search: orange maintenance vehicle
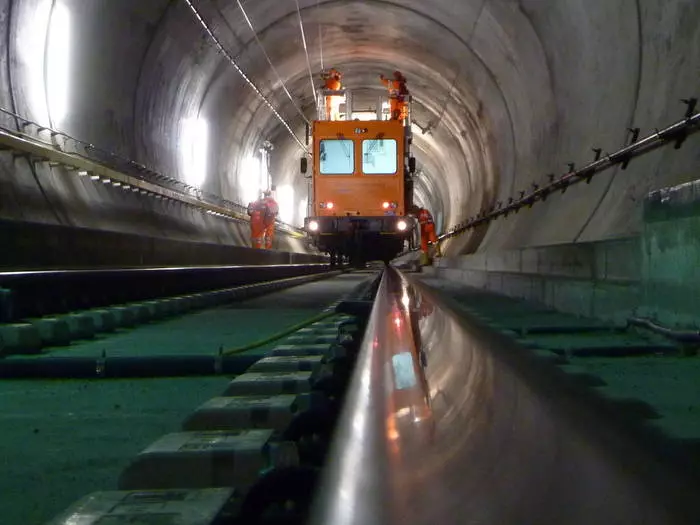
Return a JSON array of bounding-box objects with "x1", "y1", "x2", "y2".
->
[{"x1": 303, "y1": 68, "x2": 417, "y2": 267}]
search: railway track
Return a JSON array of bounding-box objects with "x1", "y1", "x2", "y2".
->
[
  {"x1": 3, "y1": 266, "x2": 700, "y2": 524},
  {"x1": 0, "y1": 264, "x2": 331, "y2": 356},
  {"x1": 310, "y1": 269, "x2": 700, "y2": 525},
  {"x1": 1, "y1": 270, "x2": 378, "y2": 525}
]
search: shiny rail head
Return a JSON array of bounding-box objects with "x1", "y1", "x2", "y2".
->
[{"x1": 310, "y1": 267, "x2": 700, "y2": 525}]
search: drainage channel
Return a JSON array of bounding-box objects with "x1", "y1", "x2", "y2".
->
[{"x1": 40, "y1": 270, "x2": 382, "y2": 525}]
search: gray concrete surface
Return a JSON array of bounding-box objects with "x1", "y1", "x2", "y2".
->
[{"x1": 429, "y1": 178, "x2": 700, "y2": 328}]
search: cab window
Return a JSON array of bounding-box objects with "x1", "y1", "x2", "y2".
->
[
  {"x1": 319, "y1": 139, "x2": 354, "y2": 174},
  {"x1": 362, "y1": 139, "x2": 397, "y2": 175}
]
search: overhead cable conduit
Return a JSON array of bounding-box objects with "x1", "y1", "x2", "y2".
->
[{"x1": 182, "y1": 0, "x2": 309, "y2": 153}]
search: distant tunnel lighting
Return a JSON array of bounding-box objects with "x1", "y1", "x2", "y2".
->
[
  {"x1": 298, "y1": 198, "x2": 308, "y2": 226},
  {"x1": 276, "y1": 185, "x2": 295, "y2": 224},
  {"x1": 19, "y1": 0, "x2": 52, "y2": 124},
  {"x1": 351, "y1": 111, "x2": 377, "y2": 121},
  {"x1": 46, "y1": 3, "x2": 70, "y2": 125},
  {"x1": 240, "y1": 155, "x2": 261, "y2": 204},
  {"x1": 180, "y1": 117, "x2": 208, "y2": 187}
]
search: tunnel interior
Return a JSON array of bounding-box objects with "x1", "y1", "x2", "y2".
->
[
  {"x1": 1, "y1": 2, "x2": 700, "y2": 524},
  {"x1": 0, "y1": 2, "x2": 699, "y2": 298}
]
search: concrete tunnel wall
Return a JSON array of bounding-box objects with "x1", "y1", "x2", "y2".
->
[
  {"x1": 0, "y1": 0, "x2": 698, "y2": 277},
  {"x1": 0, "y1": 0, "x2": 311, "y2": 267}
]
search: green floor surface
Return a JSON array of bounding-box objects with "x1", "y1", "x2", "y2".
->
[
  {"x1": 0, "y1": 377, "x2": 230, "y2": 525},
  {"x1": 570, "y1": 356, "x2": 700, "y2": 440}
]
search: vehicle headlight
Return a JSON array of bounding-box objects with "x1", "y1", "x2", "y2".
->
[
  {"x1": 308, "y1": 220, "x2": 319, "y2": 232},
  {"x1": 397, "y1": 220, "x2": 408, "y2": 231}
]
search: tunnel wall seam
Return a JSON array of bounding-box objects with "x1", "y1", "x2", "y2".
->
[
  {"x1": 571, "y1": 0, "x2": 644, "y2": 243},
  {"x1": 130, "y1": 0, "x2": 177, "y2": 162}
]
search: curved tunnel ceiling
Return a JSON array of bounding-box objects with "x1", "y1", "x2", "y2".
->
[{"x1": 3, "y1": 0, "x2": 699, "y2": 255}]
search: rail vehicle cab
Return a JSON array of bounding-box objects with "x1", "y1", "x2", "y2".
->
[{"x1": 303, "y1": 80, "x2": 417, "y2": 267}]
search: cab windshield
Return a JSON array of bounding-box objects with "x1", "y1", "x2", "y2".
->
[
  {"x1": 319, "y1": 139, "x2": 354, "y2": 174},
  {"x1": 362, "y1": 139, "x2": 397, "y2": 175}
]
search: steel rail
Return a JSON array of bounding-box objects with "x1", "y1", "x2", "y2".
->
[
  {"x1": 440, "y1": 108, "x2": 700, "y2": 241},
  {"x1": 0, "y1": 263, "x2": 326, "y2": 279},
  {"x1": 310, "y1": 266, "x2": 700, "y2": 525},
  {"x1": 235, "y1": 0, "x2": 311, "y2": 126},
  {"x1": 182, "y1": 0, "x2": 308, "y2": 153}
]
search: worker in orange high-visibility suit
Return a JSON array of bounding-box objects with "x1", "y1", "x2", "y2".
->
[
  {"x1": 247, "y1": 197, "x2": 266, "y2": 249},
  {"x1": 261, "y1": 190, "x2": 279, "y2": 249},
  {"x1": 380, "y1": 71, "x2": 409, "y2": 121},
  {"x1": 321, "y1": 68, "x2": 343, "y2": 120},
  {"x1": 413, "y1": 205, "x2": 439, "y2": 265}
]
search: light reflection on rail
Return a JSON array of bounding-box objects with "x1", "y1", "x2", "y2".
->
[{"x1": 311, "y1": 267, "x2": 700, "y2": 525}]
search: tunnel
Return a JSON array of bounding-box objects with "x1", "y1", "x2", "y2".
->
[
  {"x1": 0, "y1": 0, "x2": 698, "y2": 253},
  {"x1": 2, "y1": 0, "x2": 699, "y2": 326},
  {"x1": 1, "y1": 1, "x2": 700, "y2": 524}
]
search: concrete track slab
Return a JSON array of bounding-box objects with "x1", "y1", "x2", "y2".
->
[
  {"x1": 13, "y1": 273, "x2": 367, "y2": 359},
  {"x1": 0, "y1": 272, "x2": 369, "y2": 525}
]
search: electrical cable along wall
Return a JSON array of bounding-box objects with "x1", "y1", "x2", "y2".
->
[{"x1": 440, "y1": 100, "x2": 700, "y2": 242}]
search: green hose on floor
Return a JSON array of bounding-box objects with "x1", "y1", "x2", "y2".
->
[{"x1": 222, "y1": 310, "x2": 338, "y2": 356}]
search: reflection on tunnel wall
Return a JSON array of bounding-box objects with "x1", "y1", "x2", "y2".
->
[
  {"x1": 180, "y1": 117, "x2": 208, "y2": 187},
  {"x1": 15, "y1": 0, "x2": 70, "y2": 128}
]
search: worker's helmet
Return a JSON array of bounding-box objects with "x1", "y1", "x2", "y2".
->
[{"x1": 263, "y1": 190, "x2": 272, "y2": 197}]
